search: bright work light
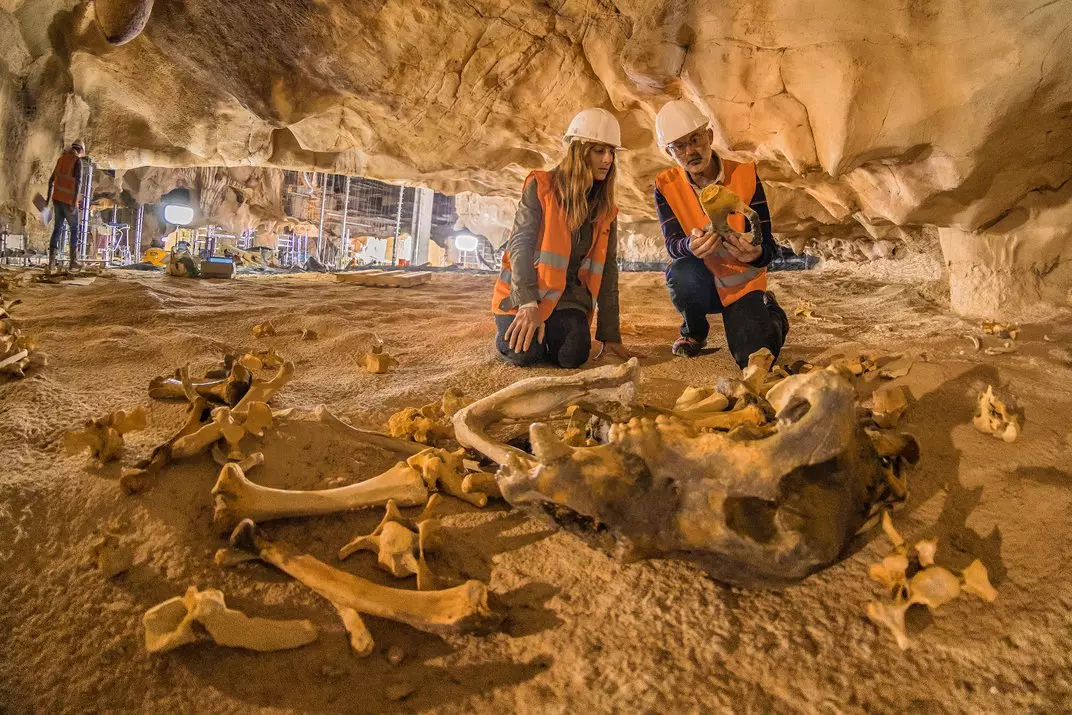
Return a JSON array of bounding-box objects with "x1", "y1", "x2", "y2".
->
[
  {"x1": 163, "y1": 204, "x2": 195, "y2": 226},
  {"x1": 454, "y1": 234, "x2": 478, "y2": 252}
]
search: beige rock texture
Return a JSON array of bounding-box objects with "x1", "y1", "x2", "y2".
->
[{"x1": 0, "y1": 0, "x2": 1070, "y2": 316}]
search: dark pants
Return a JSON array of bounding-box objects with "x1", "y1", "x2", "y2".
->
[
  {"x1": 495, "y1": 308, "x2": 591, "y2": 368},
  {"x1": 666, "y1": 255, "x2": 790, "y2": 368},
  {"x1": 49, "y1": 201, "x2": 79, "y2": 259}
]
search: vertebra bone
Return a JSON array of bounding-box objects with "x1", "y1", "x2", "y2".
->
[
  {"x1": 148, "y1": 361, "x2": 251, "y2": 406},
  {"x1": 65, "y1": 405, "x2": 149, "y2": 467},
  {"x1": 224, "y1": 519, "x2": 496, "y2": 635}
]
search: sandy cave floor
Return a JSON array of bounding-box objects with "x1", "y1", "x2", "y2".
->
[{"x1": 1, "y1": 267, "x2": 1071, "y2": 714}]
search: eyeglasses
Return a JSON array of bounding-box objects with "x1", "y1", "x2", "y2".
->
[{"x1": 666, "y1": 131, "x2": 707, "y2": 156}]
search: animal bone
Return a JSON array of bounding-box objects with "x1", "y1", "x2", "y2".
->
[
  {"x1": 148, "y1": 361, "x2": 252, "y2": 406},
  {"x1": 65, "y1": 405, "x2": 150, "y2": 466},
  {"x1": 120, "y1": 380, "x2": 209, "y2": 493},
  {"x1": 315, "y1": 404, "x2": 425, "y2": 455},
  {"x1": 338, "y1": 499, "x2": 440, "y2": 589},
  {"x1": 91, "y1": 532, "x2": 134, "y2": 578},
  {"x1": 982, "y1": 321, "x2": 1019, "y2": 340},
  {"x1": 866, "y1": 514, "x2": 997, "y2": 649},
  {"x1": 300, "y1": 328, "x2": 318, "y2": 341},
  {"x1": 407, "y1": 447, "x2": 492, "y2": 507},
  {"x1": 364, "y1": 336, "x2": 397, "y2": 373},
  {"x1": 335, "y1": 604, "x2": 375, "y2": 656},
  {"x1": 387, "y1": 407, "x2": 451, "y2": 444},
  {"x1": 224, "y1": 519, "x2": 496, "y2": 635},
  {"x1": 252, "y1": 320, "x2": 276, "y2": 338},
  {"x1": 211, "y1": 459, "x2": 429, "y2": 533},
  {"x1": 984, "y1": 342, "x2": 1017, "y2": 356},
  {"x1": 741, "y1": 348, "x2": 774, "y2": 394},
  {"x1": 972, "y1": 385, "x2": 1020, "y2": 443},
  {"x1": 232, "y1": 361, "x2": 295, "y2": 416},
  {"x1": 673, "y1": 387, "x2": 730, "y2": 416},
  {"x1": 454, "y1": 358, "x2": 640, "y2": 467},
  {"x1": 698, "y1": 184, "x2": 763, "y2": 246},
  {"x1": 461, "y1": 360, "x2": 893, "y2": 586},
  {"x1": 143, "y1": 586, "x2": 317, "y2": 654},
  {"x1": 871, "y1": 386, "x2": 908, "y2": 428}
]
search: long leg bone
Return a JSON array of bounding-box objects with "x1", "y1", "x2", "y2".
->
[
  {"x1": 453, "y1": 358, "x2": 640, "y2": 466},
  {"x1": 211, "y1": 459, "x2": 429, "y2": 534},
  {"x1": 224, "y1": 519, "x2": 496, "y2": 635}
]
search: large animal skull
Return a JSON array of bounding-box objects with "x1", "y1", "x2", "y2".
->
[{"x1": 455, "y1": 359, "x2": 897, "y2": 587}]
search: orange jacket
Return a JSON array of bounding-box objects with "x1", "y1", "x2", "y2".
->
[
  {"x1": 655, "y1": 161, "x2": 767, "y2": 306},
  {"x1": 50, "y1": 150, "x2": 81, "y2": 205},
  {"x1": 492, "y1": 170, "x2": 617, "y2": 323}
]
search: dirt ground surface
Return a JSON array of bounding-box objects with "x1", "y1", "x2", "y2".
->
[{"x1": 1, "y1": 266, "x2": 1071, "y2": 714}]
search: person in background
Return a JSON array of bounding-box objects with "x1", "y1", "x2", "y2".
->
[
  {"x1": 653, "y1": 100, "x2": 789, "y2": 367},
  {"x1": 491, "y1": 108, "x2": 630, "y2": 368},
  {"x1": 46, "y1": 139, "x2": 86, "y2": 273}
]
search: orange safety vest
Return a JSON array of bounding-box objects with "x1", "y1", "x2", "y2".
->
[
  {"x1": 492, "y1": 170, "x2": 617, "y2": 323},
  {"x1": 51, "y1": 150, "x2": 81, "y2": 205},
  {"x1": 655, "y1": 160, "x2": 768, "y2": 306}
]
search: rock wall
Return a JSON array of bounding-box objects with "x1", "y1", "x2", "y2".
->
[{"x1": 0, "y1": 0, "x2": 1069, "y2": 315}]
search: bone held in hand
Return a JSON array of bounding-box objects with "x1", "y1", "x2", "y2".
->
[
  {"x1": 453, "y1": 358, "x2": 640, "y2": 466},
  {"x1": 212, "y1": 459, "x2": 429, "y2": 533},
  {"x1": 227, "y1": 519, "x2": 496, "y2": 635}
]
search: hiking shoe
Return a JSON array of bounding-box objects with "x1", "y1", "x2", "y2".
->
[
  {"x1": 68, "y1": 260, "x2": 82, "y2": 271},
  {"x1": 672, "y1": 336, "x2": 705, "y2": 358}
]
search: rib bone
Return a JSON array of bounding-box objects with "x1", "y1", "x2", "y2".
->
[
  {"x1": 226, "y1": 519, "x2": 496, "y2": 635},
  {"x1": 453, "y1": 358, "x2": 640, "y2": 466},
  {"x1": 212, "y1": 459, "x2": 429, "y2": 533}
]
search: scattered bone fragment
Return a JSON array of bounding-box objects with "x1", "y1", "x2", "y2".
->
[
  {"x1": 0, "y1": 304, "x2": 41, "y2": 379},
  {"x1": 866, "y1": 513, "x2": 997, "y2": 649},
  {"x1": 149, "y1": 361, "x2": 251, "y2": 406},
  {"x1": 673, "y1": 386, "x2": 730, "y2": 416},
  {"x1": 364, "y1": 336, "x2": 397, "y2": 374},
  {"x1": 300, "y1": 328, "x2": 318, "y2": 341},
  {"x1": 871, "y1": 385, "x2": 908, "y2": 428},
  {"x1": 387, "y1": 407, "x2": 449, "y2": 444},
  {"x1": 965, "y1": 334, "x2": 981, "y2": 351},
  {"x1": 386, "y1": 645, "x2": 405, "y2": 666},
  {"x1": 461, "y1": 470, "x2": 503, "y2": 499},
  {"x1": 143, "y1": 586, "x2": 317, "y2": 654},
  {"x1": 984, "y1": 341, "x2": 1017, "y2": 356},
  {"x1": 65, "y1": 405, "x2": 150, "y2": 466},
  {"x1": 407, "y1": 447, "x2": 490, "y2": 507},
  {"x1": 335, "y1": 604, "x2": 375, "y2": 656},
  {"x1": 972, "y1": 385, "x2": 1020, "y2": 443},
  {"x1": 212, "y1": 459, "x2": 428, "y2": 533},
  {"x1": 224, "y1": 519, "x2": 497, "y2": 635},
  {"x1": 982, "y1": 321, "x2": 1019, "y2": 340},
  {"x1": 91, "y1": 532, "x2": 134, "y2": 578},
  {"x1": 171, "y1": 403, "x2": 273, "y2": 460},
  {"x1": 252, "y1": 320, "x2": 276, "y2": 338},
  {"x1": 688, "y1": 402, "x2": 767, "y2": 431},
  {"x1": 120, "y1": 387, "x2": 209, "y2": 493}
]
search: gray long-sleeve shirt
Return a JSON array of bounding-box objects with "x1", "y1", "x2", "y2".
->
[{"x1": 502, "y1": 180, "x2": 621, "y2": 343}]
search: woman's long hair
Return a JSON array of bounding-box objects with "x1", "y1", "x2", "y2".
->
[{"x1": 551, "y1": 141, "x2": 617, "y2": 231}]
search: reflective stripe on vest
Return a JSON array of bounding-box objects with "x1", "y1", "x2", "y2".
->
[
  {"x1": 655, "y1": 162, "x2": 768, "y2": 306},
  {"x1": 51, "y1": 151, "x2": 80, "y2": 205},
  {"x1": 491, "y1": 171, "x2": 617, "y2": 323}
]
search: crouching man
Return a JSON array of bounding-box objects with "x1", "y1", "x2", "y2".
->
[{"x1": 653, "y1": 100, "x2": 789, "y2": 367}]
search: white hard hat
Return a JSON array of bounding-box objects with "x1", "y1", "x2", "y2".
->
[
  {"x1": 563, "y1": 108, "x2": 623, "y2": 149},
  {"x1": 655, "y1": 100, "x2": 709, "y2": 147}
]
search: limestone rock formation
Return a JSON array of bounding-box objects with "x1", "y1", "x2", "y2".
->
[{"x1": 0, "y1": 0, "x2": 1068, "y2": 316}]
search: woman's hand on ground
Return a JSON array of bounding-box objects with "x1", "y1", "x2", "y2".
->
[{"x1": 504, "y1": 306, "x2": 545, "y2": 353}]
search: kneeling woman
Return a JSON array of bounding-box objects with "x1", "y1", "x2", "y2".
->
[{"x1": 491, "y1": 108, "x2": 630, "y2": 368}]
